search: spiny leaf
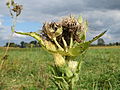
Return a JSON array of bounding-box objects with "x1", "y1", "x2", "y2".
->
[
  {"x1": 53, "y1": 38, "x2": 64, "y2": 51},
  {"x1": 11, "y1": 26, "x2": 15, "y2": 32},
  {"x1": 65, "y1": 67, "x2": 73, "y2": 78},
  {"x1": 15, "y1": 31, "x2": 57, "y2": 52},
  {"x1": 68, "y1": 31, "x2": 107, "y2": 56},
  {"x1": 89, "y1": 30, "x2": 107, "y2": 43},
  {"x1": 70, "y1": 34, "x2": 73, "y2": 48},
  {"x1": 62, "y1": 37, "x2": 68, "y2": 51},
  {"x1": 78, "y1": 16, "x2": 83, "y2": 24},
  {"x1": 76, "y1": 61, "x2": 83, "y2": 73},
  {"x1": 51, "y1": 78, "x2": 62, "y2": 90},
  {"x1": 55, "y1": 27, "x2": 63, "y2": 37},
  {"x1": 68, "y1": 42, "x2": 90, "y2": 56},
  {"x1": 15, "y1": 31, "x2": 44, "y2": 46},
  {"x1": 78, "y1": 20, "x2": 88, "y2": 41},
  {"x1": 44, "y1": 40, "x2": 57, "y2": 52},
  {"x1": 6, "y1": 2, "x2": 10, "y2": 8}
]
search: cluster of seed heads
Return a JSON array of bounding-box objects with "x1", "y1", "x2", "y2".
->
[
  {"x1": 41, "y1": 16, "x2": 84, "y2": 48},
  {"x1": 6, "y1": 0, "x2": 23, "y2": 17}
]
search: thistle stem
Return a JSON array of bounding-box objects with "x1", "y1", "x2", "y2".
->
[
  {"x1": 53, "y1": 37, "x2": 64, "y2": 51},
  {"x1": 70, "y1": 34, "x2": 73, "y2": 48},
  {"x1": 62, "y1": 37, "x2": 68, "y2": 52},
  {"x1": 69, "y1": 81, "x2": 73, "y2": 90}
]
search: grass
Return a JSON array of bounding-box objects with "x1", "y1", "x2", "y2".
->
[{"x1": 0, "y1": 46, "x2": 120, "y2": 90}]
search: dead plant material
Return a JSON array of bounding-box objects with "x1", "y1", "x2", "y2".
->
[{"x1": 41, "y1": 16, "x2": 83, "y2": 48}]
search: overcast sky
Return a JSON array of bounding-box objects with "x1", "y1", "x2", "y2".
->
[{"x1": 0, "y1": 0, "x2": 120, "y2": 46}]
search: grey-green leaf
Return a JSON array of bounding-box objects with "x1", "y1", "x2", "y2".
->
[
  {"x1": 89, "y1": 30, "x2": 107, "y2": 43},
  {"x1": 78, "y1": 16, "x2": 83, "y2": 24},
  {"x1": 68, "y1": 31, "x2": 107, "y2": 56}
]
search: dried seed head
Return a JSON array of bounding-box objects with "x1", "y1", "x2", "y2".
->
[
  {"x1": 12, "y1": 4, "x2": 23, "y2": 16},
  {"x1": 41, "y1": 16, "x2": 87, "y2": 49},
  {"x1": 6, "y1": 0, "x2": 23, "y2": 17},
  {"x1": 42, "y1": 22, "x2": 62, "y2": 40}
]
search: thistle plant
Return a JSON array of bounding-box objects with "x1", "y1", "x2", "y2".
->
[
  {"x1": 15, "y1": 17, "x2": 106, "y2": 90},
  {"x1": 6, "y1": 1, "x2": 106, "y2": 90},
  {"x1": 0, "y1": 0, "x2": 23, "y2": 70}
]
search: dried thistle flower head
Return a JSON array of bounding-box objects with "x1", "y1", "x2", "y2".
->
[
  {"x1": 41, "y1": 16, "x2": 87, "y2": 49},
  {"x1": 12, "y1": 4, "x2": 23, "y2": 16},
  {"x1": 6, "y1": 0, "x2": 23, "y2": 17},
  {"x1": 61, "y1": 16, "x2": 84, "y2": 44},
  {"x1": 42, "y1": 22, "x2": 62, "y2": 40}
]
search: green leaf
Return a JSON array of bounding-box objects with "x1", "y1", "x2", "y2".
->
[
  {"x1": 78, "y1": 16, "x2": 83, "y2": 24},
  {"x1": 44, "y1": 40, "x2": 57, "y2": 52},
  {"x1": 68, "y1": 31, "x2": 107, "y2": 56},
  {"x1": 80, "y1": 33, "x2": 86, "y2": 41},
  {"x1": 51, "y1": 78, "x2": 62, "y2": 90},
  {"x1": 15, "y1": 31, "x2": 44, "y2": 46},
  {"x1": 46, "y1": 28, "x2": 54, "y2": 39},
  {"x1": 52, "y1": 75, "x2": 69, "y2": 89},
  {"x1": 89, "y1": 30, "x2": 107, "y2": 43},
  {"x1": 6, "y1": 2, "x2": 10, "y2": 8},
  {"x1": 72, "y1": 73, "x2": 79, "y2": 83},
  {"x1": 76, "y1": 61, "x2": 83, "y2": 73},
  {"x1": 15, "y1": 31, "x2": 58, "y2": 52},
  {"x1": 68, "y1": 41, "x2": 90, "y2": 56},
  {"x1": 57, "y1": 50, "x2": 68, "y2": 56},
  {"x1": 65, "y1": 67, "x2": 73, "y2": 78},
  {"x1": 78, "y1": 20, "x2": 88, "y2": 41},
  {"x1": 11, "y1": 26, "x2": 15, "y2": 32},
  {"x1": 53, "y1": 38, "x2": 64, "y2": 51},
  {"x1": 62, "y1": 37, "x2": 68, "y2": 51},
  {"x1": 70, "y1": 34, "x2": 73, "y2": 48},
  {"x1": 55, "y1": 27, "x2": 63, "y2": 37}
]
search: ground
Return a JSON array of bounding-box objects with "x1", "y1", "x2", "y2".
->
[{"x1": 0, "y1": 46, "x2": 120, "y2": 90}]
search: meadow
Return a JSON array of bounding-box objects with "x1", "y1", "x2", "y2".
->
[{"x1": 0, "y1": 46, "x2": 120, "y2": 90}]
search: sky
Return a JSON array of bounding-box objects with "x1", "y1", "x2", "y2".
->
[{"x1": 0, "y1": 0, "x2": 120, "y2": 46}]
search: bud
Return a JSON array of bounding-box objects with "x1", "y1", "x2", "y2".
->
[
  {"x1": 53, "y1": 53, "x2": 66, "y2": 67},
  {"x1": 68, "y1": 61, "x2": 78, "y2": 73}
]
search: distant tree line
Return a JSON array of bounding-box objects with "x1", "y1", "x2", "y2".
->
[
  {"x1": 5, "y1": 40, "x2": 41, "y2": 48},
  {"x1": 91, "y1": 38, "x2": 120, "y2": 46},
  {"x1": 4, "y1": 38, "x2": 120, "y2": 48},
  {"x1": 108, "y1": 42, "x2": 120, "y2": 46}
]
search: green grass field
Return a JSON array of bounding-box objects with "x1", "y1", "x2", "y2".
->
[{"x1": 0, "y1": 46, "x2": 120, "y2": 90}]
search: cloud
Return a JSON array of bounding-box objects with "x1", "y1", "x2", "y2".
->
[
  {"x1": 0, "y1": 21, "x2": 2, "y2": 26},
  {"x1": 103, "y1": 34, "x2": 112, "y2": 39},
  {"x1": 13, "y1": 31, "x2": 27, "y2": 38},
  {"x1": 0, "y1": 22, "x2": 33, "y2": 46},
  {"x1": 85, "y1": 0, "x2": 120, "y2": 10},
  {"x1": 0, "y1": 0, "x2": 120, "y2": 45}
]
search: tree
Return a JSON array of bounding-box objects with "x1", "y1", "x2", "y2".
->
[
  {"x1": 116, "y1": 42, "x2": 119, "y2": 46},
  {"x1": 97, "y1": 38, "x2": 105, "y2": 46},
  {"x1": 20, "y1": 41, "x2": 25, "y2": 48},
  {"x1": 5, "y1": 42, "x2": 9, "y2": 47},
  {"x1": 5, "y1": 42, "x2": 17, "y2": 47},
  {"x1": 109, "y1": 43, "x2": 112, "y2": 46},
  {"x1": 29, "y1": 40, "x2": 37, "y2": 47},
  {"x1": 30, "y1": 40, "x2": 37, "y2": 45}
]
